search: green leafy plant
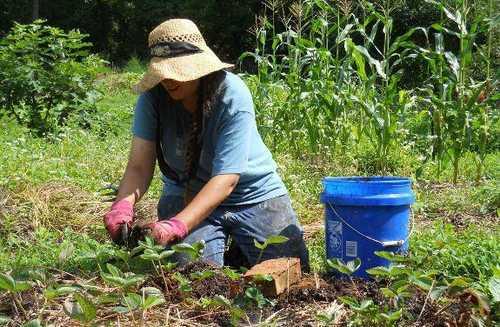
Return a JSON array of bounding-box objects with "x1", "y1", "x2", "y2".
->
[
  {"x1": 340, "y1": 296, "x2": 402, "y2": 326},
  {"x1": 171, "y1": 241, "x2": 205, "y2": 261},
  {"x1": 243, "y1": 286, "x2": 274, "y2": 309},
  {"x1": 0, "y1": 272, "x2": 32, "y2": 318},
  {"x1": 63, "y1": 293, "x2": 97, "y2": 324},
  {"x1": 0, "y1": 20, "x2": 105, "y2": 136},
  {"x1": 327, "y1": 258, "x2": 361, "y2": 276},
  {"x1": 173, "y1": 272, "x2": 192, "y2": 293},
  {"x1": 253, "y1": 235, "x2": 289, "y2": 263},
  {"x1": 200, "y1": 295, "x2": 246, "y2": 325},
  {"x1": 100, "y1": 263, "x2": 145, "y2": 291},
  {"x1": 316, "y1": 300, "x2": 345, "y2": 326},
  {"x1": 114, "y1": 287, "x2": 165, "y2": 320}
]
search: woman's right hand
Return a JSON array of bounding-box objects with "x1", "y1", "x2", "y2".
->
[{"x1": 104, "y1": 199, "x2": 134, "y2": 243}]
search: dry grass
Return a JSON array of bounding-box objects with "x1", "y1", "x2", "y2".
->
[
  {"x1": 0, "y1": 182, "x2": 107, "y2": 238},
  {"x1": 0, "y1": 182, "x2": 158, "y2": 241}
]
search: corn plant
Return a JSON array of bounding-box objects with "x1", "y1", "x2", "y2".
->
[{"x1": 418, "y1": 0, "x2": 497, "y2": 182}]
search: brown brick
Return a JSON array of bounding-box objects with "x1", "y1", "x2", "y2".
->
[{"x1": 243, "y1": 257, "x2": 302, "y2": 297}]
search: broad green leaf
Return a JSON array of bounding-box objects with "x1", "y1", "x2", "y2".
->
[
  {"x1": 339, "y1": 296, "x2": 358, "y2": 308},
  {"x1": 252, "y1": 274, "x2": 273, "y2": 282},
  {"x1": 105, "y1": 263, "x2": 122, "y2": 278},
  {"x1": 172, "y1": 243, "x2": 198, "y2": 259},
  {"x1": 0, "y1": 273, "x2": 16, "y2": 292},
  {"x1": 159, "y1": 250, "x2": 175, "y2": 260},
  {"x1": 380, "y1": 287, "x2": 396, "y2": 298},
  {"x1": 191, "y1": 241, "x2": 205, "y2": 256},
  {"x1": 123, "y1": 293, "x2": 141, "y2": 310},
  {"x1": 122, "y1": 275, "x2": 145, "y2": 289},
  {"x1": 113, "y1": 306, "x2": 131, "y2": 313},
  {"x1": 253, "y1": 239, "x2": 265, "y2": 250},
  {"x1": 430, "y1": 286, "x2": 448, "y2": 301},
  {"x1": 265, "y1": 235, "x2": 289, "y2": 245},
  {"x1": 63, "y1": 299, "x2": 86, "y2": 322},
  {"x1": 489, "y1": 277, "x2": 500, "y2": 302},
  {"x1": 444, "y1": 52, "x2": 459, "y2": 79},
  {"x1": 380, "y1": 308, "x2": 402, "y2": 321},
  {"x1": 58, "y1": 243, "x2": 75, "y2": 263},
  {"x1": 190, "y1": 270, "x2": 215, "y2": 281},
  {"x1": 357, "y1": 299, "x2": 374, "y2": 311},
  {"x1": 140, "y1": 249, "x2": 161, "y2": 261},
  {"x1": 74, "y1": 293, "x2": 97, "y2": 322},
  {"x1": 374, "y1": 251, "x2": 407, "y2": 262},
  {"x1": 141, "y1": 287, "x2": 163, "y2": 297},
  {"x1": 143, "y1": 295, "x2": 165, "y2": 309},
  {"x1": 366, "y1": 266, "x2": 391, "y2": 277},
  {"x1": 410, "y1": 274, "x2": 434, "y2": 291},
  {"x1": 97, "y1": 293, "x2": 121, "y2": 305},
  {"x1": 213, "y1": 295, "x2": 232, "y2": 307},
  {"x1": 44, "y1": 286, "x2": 78, "y2": 300},
  {"x1": 346, "y1": 258, "x2": 361, "y2": 273},
  {"x1": 22, "y1": 319, "x2": 41, "y2": 327},
  {"x1": 14, "y1": 281, "x2": 32, "y2": 292},
  {"x1": 222, "y1": 267, "x2": 241, "y2": 281}
]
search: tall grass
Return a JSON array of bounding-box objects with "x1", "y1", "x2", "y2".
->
[{"x1": 240, "y1": 0, "x2": 498, "y2": 181}]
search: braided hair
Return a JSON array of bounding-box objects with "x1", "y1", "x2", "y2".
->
[{"x1": 183, "y1": 70, "x2": 226, "y2": 203}]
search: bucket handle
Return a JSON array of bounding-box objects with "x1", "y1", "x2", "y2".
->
[{"x1": 327, "y1": 203, "x2": 415, "y2": 248}]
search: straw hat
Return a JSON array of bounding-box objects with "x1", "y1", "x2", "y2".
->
[{"x1": 134, "y1": 19, "x2": 234, "y2": 93}]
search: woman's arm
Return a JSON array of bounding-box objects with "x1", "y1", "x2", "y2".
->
[
  {"x1": 116, "y1": 136, "x2": 157, "y2": 205},
  {"x1": 175, "y1": 174, "x2": 240, "y2": 229}
]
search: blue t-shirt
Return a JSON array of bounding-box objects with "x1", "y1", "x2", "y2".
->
[{"x1": 132, "y1": 71, "x2": 287, "y2": 205}]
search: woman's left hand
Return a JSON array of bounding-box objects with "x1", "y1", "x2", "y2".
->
[{"x1": 144, "y1": 217, "x2": 188, "y2": 246}]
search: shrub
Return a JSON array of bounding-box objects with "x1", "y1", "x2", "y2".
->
[{"x1": 0, "y1": 20, "x2": 106, "y2": 136}]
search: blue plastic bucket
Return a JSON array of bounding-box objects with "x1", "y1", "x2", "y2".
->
[{"x1": 320, "y1": 176, "x2": 415, "y2": 278}]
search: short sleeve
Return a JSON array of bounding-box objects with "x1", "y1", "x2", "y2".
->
[
  {"x1": 131, "y1": 93, "x2": 158, "y2": 141},
  {"x1": 211, "y1": 110, "x2": 254, "y2": 176}
]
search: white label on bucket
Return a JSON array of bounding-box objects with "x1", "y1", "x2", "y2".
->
[
  {"x1": 328, "y1": 221, "x2": 343, "y2": 257},
  {"x1": 346, "y1": 241, "x2": 358, "y2": 257}
]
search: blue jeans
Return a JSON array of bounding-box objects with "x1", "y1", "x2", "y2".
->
[{"x1": 157, "y1": 194, "x2": 310, "y2": 271}]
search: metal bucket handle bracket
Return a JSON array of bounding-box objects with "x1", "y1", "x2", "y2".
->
[{"x1": 328, "y1": 203, "x2": 415, "y2": 248}]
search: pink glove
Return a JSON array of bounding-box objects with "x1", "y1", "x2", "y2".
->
[
  {"x1": 144, "y1": 217, "x2": 188, "y2": 246},
  {"x1": 103, "y1": 199, "x2": 134, "y2": 242}
]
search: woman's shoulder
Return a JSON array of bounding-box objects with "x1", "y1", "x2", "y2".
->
[{"x1": 217, "y1": 71, "x2": 253, "y2": 113}]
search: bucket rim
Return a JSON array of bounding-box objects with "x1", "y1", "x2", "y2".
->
[{"x1": 322, "y1": 176, "x2": 412, "y2": 184}]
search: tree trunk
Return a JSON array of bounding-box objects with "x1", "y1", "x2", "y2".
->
[{"x1": 32, "y1": 0, "x2": 39, "y2": 21}]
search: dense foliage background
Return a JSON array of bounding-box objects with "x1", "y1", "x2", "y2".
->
[
  {"x1": 2, "y1": 0, "x2": 488, "y2": 66},
  {"x1": 0, "y1": 0, "x2": 261, "y2": 64}
]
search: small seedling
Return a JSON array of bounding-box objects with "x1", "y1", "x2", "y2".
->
[
  {"x1": 190, "y1": 270, "x2": 215, "y2": 281},
  {"x1": 200, "y1": 295, "x2": 246, "y2": 325},
  {"x1": 316, "y1": 301, "x2": 345, "y2": 326},
  {"x1": 44, "y1": 285, "x2": 79, "y2": 300},
  {"x1": 63, "y1": 293, "x2": 97, "y2": 324},
  {"x1": 327, "y1": 258, "x2": 361, "y2": 276},
  {"x1": 171, "y1": 241, "x2": 205, "y2": 261},
  {"x1": 222, "y1": 267, "x2": 242, "y2": 281},
  {"x1": 173, "y1": 272, "x2": 192, "y2": 293},
  {"x1": 374, "y1": 251, "x2": 408, "y2": 263},
  {"x1": 100, "y1": 263, "x2": 145, "y2": 291},
  {"x1": 253, "y1": 235, "x2": 289, "y2": 263},
  {"x1": 114, "y1": 287, "x2": 165, "y2": 315},
  {"x1": 242, "y1": 286, "x2": 274, "y2": 308}
]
